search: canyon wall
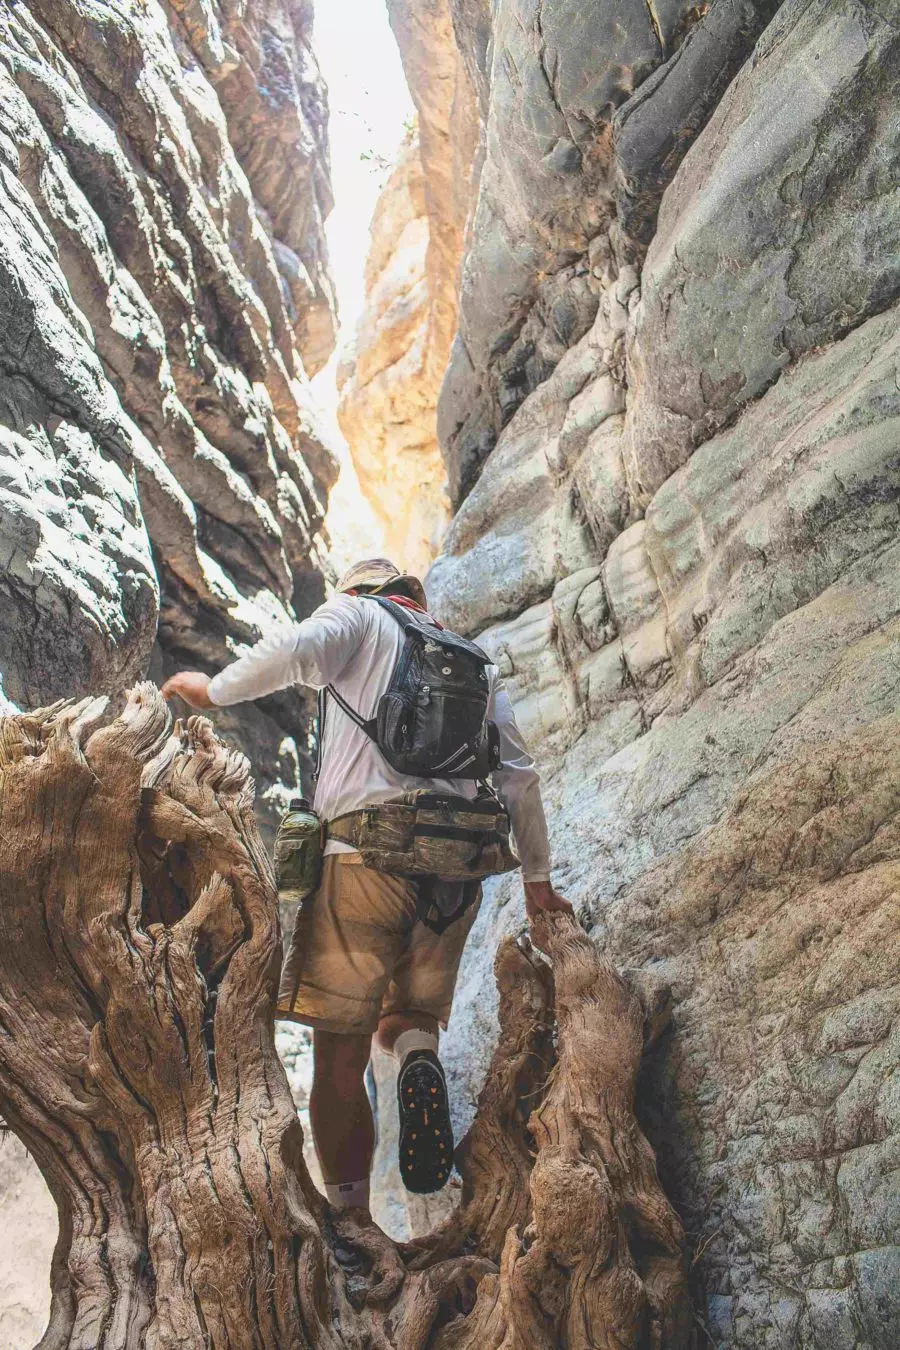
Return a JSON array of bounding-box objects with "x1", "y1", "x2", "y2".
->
[
  {"x1": 0, "y1": 0, "x2": 339, "y2": 823},
  {"x1": 336, "y1": 0, "x2": 479, "y2": 573},
  {"x1": 0, "y1": 0, "x2": 340, "y2": 1331},
  {"x1": 2, "y1": 0, "x2": 899, "y2": 1343},
  {"x1": 377, "y1": 0, "x2": 900, "y2": 1344},
  {"x1": 336, "y1": 133, "x2": 451, "y2": 575}
]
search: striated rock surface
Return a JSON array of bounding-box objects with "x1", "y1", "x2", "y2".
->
[
  {"x1": 375, "y1": 0, "x2": 900, "y2": 1342},
  {"x1": 336, "y1": 135, "x2": 451, "y2": 574},
  {"x1": 0, "y1": 0, "x2": 339, "y2": 816},
  {"x1": 0, "y1": 1, "x2": 339, "y2": 1328},
  {"x1": 624, "y1": 0, "x2": 900, "y2": 503},
  {"x1": 434, "y1": 0, "x2": 775, "y2": 504},
  {"x1": 337, "y1": 0, "x2": 479, "y2": 573}
]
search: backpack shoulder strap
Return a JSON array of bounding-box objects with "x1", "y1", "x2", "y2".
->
[
  {"x1": 319, "y1": 680, "x2": 377, "y2": 745},
  {"x1": 317, "y1": 596, "x2": 397, "y2": 753},
  {"x1": 319, "y1": 595, "x2": 442, "y2": 763},
  {"x1": 366, "y1": 594, "x2": 434, "y2": 633},
  {"x1": 315, "y1": 686, "x2": 326, "y2": 780},
  {"x1": 325, "y1": 682, "x2": 377, "y2": 736},
  {"x1": 366, "y1": 594, "x2": 490, "y2": 662}
]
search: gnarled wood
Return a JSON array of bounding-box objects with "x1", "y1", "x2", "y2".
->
[{"x1": 0, "y1": 687, "x2": 688, "y2": 1348}]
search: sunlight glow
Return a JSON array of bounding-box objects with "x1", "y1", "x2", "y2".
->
[{"x1": 310, "y1": 1, "x2": 416, "y2": 572}]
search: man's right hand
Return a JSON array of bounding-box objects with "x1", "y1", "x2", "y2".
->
[
  {"x1": 524, "y1": 880, "x2": 573, "y2": 922},
  {"x1": 160, "y1": 672, "x2": 215, "y2": 710}
]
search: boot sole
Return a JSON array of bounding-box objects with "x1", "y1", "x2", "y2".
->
[{"x1": 397, "y1": 1056, "x2": 454, "y2": 1194}]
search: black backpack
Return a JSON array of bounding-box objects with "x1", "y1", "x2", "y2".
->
[{"x1": 317, "y1": 596, "x2": 501, "y2": 780}]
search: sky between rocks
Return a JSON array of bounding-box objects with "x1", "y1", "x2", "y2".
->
[{"x1": 311, "y1": 1, "x2": 415, "y2": 571}]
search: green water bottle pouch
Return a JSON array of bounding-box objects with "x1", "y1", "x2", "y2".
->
[{"x1": 274, "y1": 798, "x2": 323, "y2": 902}]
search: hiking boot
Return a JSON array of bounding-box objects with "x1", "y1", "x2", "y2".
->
[{"x1": 397, "y1": 1049, "x2": 453, "y2": 1194}]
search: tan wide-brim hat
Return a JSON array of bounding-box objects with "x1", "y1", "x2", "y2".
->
[{"x1": 336, "y1": 557, "x2": 426, "y2": 608}]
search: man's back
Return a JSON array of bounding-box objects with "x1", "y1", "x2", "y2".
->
[
  {"x1": 205, "y1": 588, "x2": 550, "y2": 879},
  {"x1": 312, "y1": 595, "x2": 483, "y2": 837}
]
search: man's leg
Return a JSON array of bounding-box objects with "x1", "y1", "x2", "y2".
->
[
  {"x1": 375, "y1": 1010, "x2": 452, "y2": 1195},
  {"x1": 309, "y1": 1029, "x2": 374, "y2": 1211},
  {"x1": 374, "y1": 1010, "x2": 438, "y2": 1056},
  {"x1": 279, "y1": 858, "x2": 414, "y2": 1209},
  {"x1": 377, "y1": 895, "x2": 482, "y2": 1194}
]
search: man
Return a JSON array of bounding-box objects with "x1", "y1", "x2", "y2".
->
[{"x1": 162, "y1": 558, "x2": 570, "y2": 1212}]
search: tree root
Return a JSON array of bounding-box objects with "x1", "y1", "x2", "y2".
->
[{"x1": 0, "y1": 687, "x2": 688, "y2": 1348}]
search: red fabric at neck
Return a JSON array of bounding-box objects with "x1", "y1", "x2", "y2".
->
[
  {"x1": 346, "y1": 587, "x2": 444, "y2": 628},
  {"x1": 383, "y1": 593, "x2": 444, "y2": 628}
]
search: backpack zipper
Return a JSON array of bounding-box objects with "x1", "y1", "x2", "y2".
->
[{"x1": 432, "y1": 742, "x2": 477, "y2": 773}]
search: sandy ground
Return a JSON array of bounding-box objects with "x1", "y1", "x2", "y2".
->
[{"x1": 0, "y1": 1137, "x2": 54, "y2": 1349}]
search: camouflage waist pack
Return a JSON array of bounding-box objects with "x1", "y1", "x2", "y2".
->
[{"x1": 327, "y1": 790, "x2": 519, "y2": 884}]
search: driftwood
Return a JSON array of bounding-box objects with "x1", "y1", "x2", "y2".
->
[{"x1": 0, "y1": 686, "x2": 689, "y2": 1349}]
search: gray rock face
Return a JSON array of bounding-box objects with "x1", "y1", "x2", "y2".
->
[
  {"x1": 401, "y1": 0, "x2": 900, "y2": 1340},
  {"x1": 613, "y1": 0, "x2": 781, "y2": 256},
  {"x1": 438, "y1": 0, "x2": 718, "y2": 502},
  {"x1": 626, "y1": 0, "x2": 900, "y2": 503},
  {"x1": 0, "y1": 0, "x2": 338, "y2": 823}
]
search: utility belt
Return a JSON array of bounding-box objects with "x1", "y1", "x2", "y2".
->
[{"x1": 327, "y1": 789, "x2": 519, "y2": 934}]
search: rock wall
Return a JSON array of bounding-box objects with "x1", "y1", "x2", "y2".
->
[
  {"x1": 0, "y1": 0, "x2": 339, "y2": 822},
  {"x1": 336, "y1": 133, "x2": 450, "y2": 575},
  {"x1": 0, "y1": 0, "x2": 339, "y2": 1331},
  {"x1": 380, "y1": 0, "x2": 900, "y2": 1342},
  {"x1": 336, "y1": 0, "x2": 479, "y2": 573},
  {"x1": 2, "y1": 0, "x2": 899, "y2": 1341}
]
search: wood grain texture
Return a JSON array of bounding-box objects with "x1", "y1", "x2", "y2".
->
[{"x1": 0, "y1": 686, "x2": 687, "y2": 1348}]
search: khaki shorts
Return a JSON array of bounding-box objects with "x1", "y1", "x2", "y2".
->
[{"x1": 276, "y1": 855, "x2": 481, "y2": 1035}]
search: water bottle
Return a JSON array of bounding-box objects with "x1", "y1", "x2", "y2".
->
[{"x1": 274, "y1": 797, "x2": 323, "y2": 902}]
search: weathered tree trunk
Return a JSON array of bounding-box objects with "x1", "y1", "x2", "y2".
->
[{"x1": 0, "y1": 688, "x2": 689, "y2": 1348}]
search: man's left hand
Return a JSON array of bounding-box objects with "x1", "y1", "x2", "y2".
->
[{"x1": 524, "y1": 880, "x2": 573, "y2": 921}]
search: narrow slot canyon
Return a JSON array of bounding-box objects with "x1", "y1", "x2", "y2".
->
[{"x1": 0, "y1": 1, "x2": 899, "y2": 1346}]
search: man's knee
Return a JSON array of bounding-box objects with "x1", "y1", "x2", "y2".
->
[{"x1": 312, "y1": 1029, "x2": 372, "y2": 1102}]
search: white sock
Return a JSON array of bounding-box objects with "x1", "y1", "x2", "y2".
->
[
  {"x1": 392, "y1": 1028, "x2": 439, "y2": 1066},
  {"x1": 325, "y1": 1178, "x2": 370, "y2": 1211}
]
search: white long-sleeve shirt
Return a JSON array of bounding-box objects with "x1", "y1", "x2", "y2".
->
[{"x1": 208, "y1": 593, "x2": 552, "y2": 882}]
